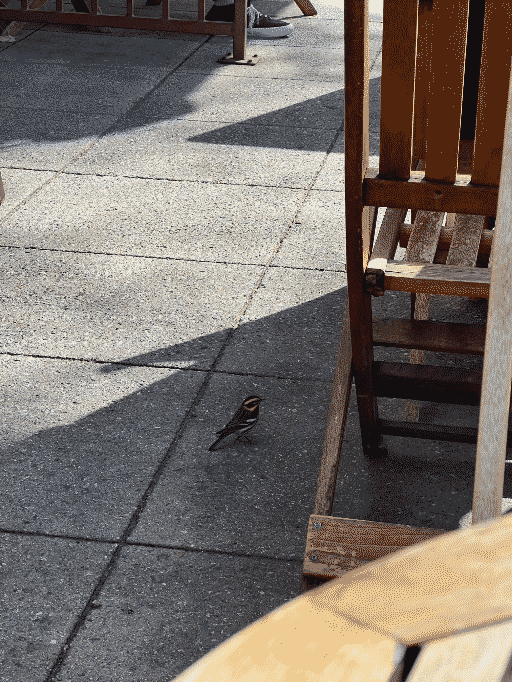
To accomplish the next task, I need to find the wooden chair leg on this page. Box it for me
[472,66,512,525]
[348,205,382,457]
[293,0,317,15]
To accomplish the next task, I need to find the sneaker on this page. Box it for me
[205,1,293,38]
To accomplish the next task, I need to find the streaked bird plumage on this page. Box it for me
[209,396,264,451]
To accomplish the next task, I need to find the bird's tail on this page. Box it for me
[208,436,224,451]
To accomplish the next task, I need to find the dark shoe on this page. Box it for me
[205,1,293,37]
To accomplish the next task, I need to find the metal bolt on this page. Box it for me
[310,554,318,562]
[314,522,322,530]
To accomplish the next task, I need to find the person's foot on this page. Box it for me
[205,1,293,38]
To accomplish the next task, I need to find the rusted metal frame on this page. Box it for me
[344,0,381,456]
[379,0,419,180]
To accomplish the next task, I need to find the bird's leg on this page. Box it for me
[236,434,254,445]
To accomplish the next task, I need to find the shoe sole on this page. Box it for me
[247,25,293,37]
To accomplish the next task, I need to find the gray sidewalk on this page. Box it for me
[0,3,385,680]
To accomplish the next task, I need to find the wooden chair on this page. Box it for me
[173,514,512,682]
[303,0,512,588]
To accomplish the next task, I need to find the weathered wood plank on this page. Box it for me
[405,211,444,262]
[399,224,493,256]
[380,419,512,448]
[411,0,431,168]
[364,173,498,216]
[472,62,512,526]
[367,207,409,272]
[313,305,352,517]
[472,0,512,186]
[446,214,485,268]
[304,515,445,579]
[345,0,380,454]
[373,319,486,355]
[379,0,419,180]
[403,210,444,420]
[383,261,491,298]
[320,514,512,646]
[407,620,512,682]
[373,361,483,405]
[424,0,470,183]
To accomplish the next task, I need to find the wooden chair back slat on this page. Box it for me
[379,0,419,180]
[424,0,470,183]
[411,0,432,169]
[472,0,512,186]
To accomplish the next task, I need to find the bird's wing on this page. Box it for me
[223,405,246,429]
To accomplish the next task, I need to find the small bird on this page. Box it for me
[209,396,264,451]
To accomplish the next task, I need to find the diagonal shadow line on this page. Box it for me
[0,7,382,154]
[0,76,381,153]
[0,287,491,544]
[184,78,381,152]
[0,287,495,678]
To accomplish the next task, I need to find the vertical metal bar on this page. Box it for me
[232,0,246,61]
[197,0,204,21]
[126,0,133,16]
[162,0,169,20]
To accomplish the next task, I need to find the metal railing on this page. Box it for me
[0,0,248,60]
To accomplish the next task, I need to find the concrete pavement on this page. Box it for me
[2,3,496,681]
